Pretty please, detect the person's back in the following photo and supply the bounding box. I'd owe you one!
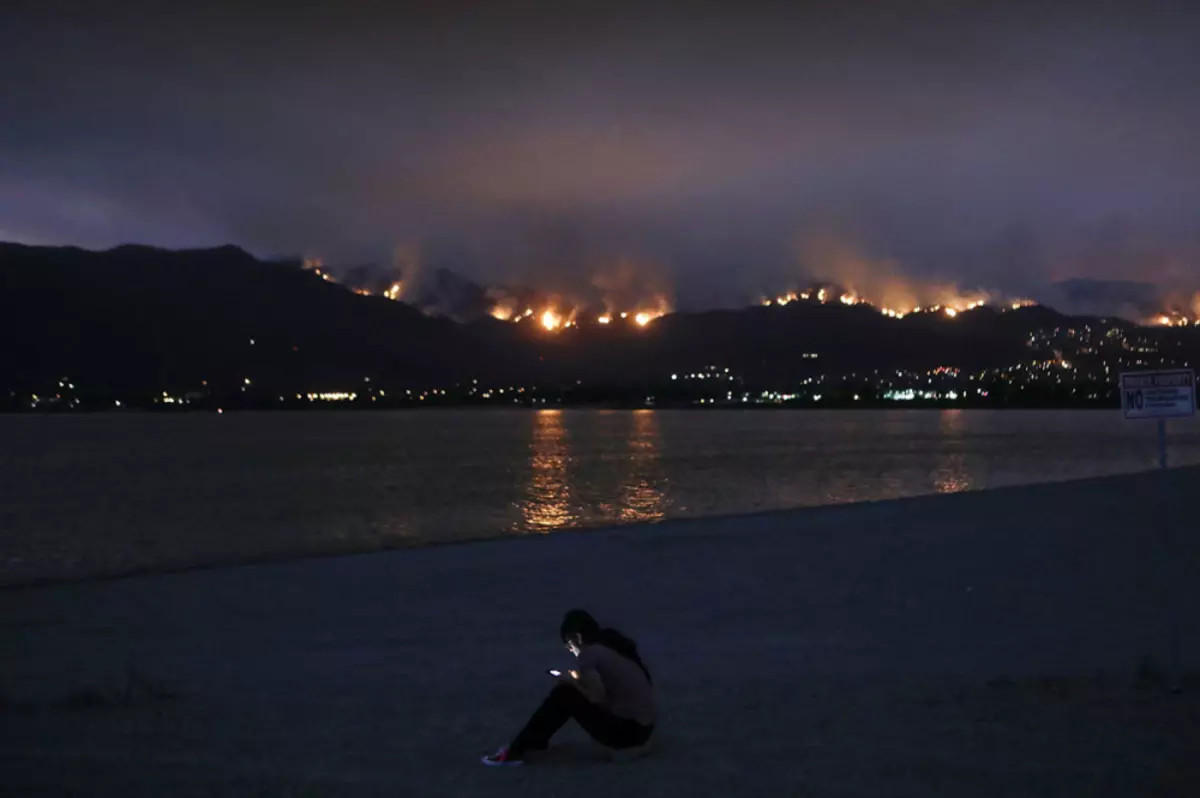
[577,642,656,726]
[482,609,656,766]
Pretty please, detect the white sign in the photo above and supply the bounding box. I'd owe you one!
[1120,370,1196,420]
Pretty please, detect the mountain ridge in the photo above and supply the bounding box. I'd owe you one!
[2,242,1195,402]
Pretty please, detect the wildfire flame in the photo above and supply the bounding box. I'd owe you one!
[485,288,518,320]
[631,295,671,327]
[302,258,336,284]
[1152,312,1198,328]
[540,310,563,331]
[757,283,1014,321]
[498,294,672,333]
[1144,292,1200,326]
[322,256,1068,332]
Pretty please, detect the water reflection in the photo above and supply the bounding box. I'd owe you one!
[520,410,577,531]
[932,410,972,493]
[620,410,666,523]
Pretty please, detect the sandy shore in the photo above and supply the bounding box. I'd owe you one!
[3,468,1200,796]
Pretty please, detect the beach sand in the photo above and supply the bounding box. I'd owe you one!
[3,468,1199,796]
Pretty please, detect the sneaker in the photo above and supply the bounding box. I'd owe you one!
[481,746,523,767]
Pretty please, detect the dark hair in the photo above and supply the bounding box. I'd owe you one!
[560,609,652,684]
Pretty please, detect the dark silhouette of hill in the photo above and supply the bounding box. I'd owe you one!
[409,267,493,320]
[523,302,1078,387]
[0,243,536,397]
[2,242,1191,402]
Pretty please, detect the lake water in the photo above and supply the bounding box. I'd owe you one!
[2,409,1197,584]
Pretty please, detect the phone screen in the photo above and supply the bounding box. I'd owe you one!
[548,669,562,677]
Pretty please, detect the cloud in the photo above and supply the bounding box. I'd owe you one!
[2,1,1199,304]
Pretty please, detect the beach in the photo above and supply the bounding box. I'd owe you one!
[3,467,1199,796]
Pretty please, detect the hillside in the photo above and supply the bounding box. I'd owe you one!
[0,243,534,397]
[2,242,1196,404]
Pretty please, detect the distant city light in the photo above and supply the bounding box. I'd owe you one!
[306,392,358,401]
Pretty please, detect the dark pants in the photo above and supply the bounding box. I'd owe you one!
[509,683,653,758]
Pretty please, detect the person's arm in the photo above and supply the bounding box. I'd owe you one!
[567,647,607,704]
[567,668,606,705]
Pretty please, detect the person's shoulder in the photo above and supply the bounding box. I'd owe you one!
[577,643,607,667]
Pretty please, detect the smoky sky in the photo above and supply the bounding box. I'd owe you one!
[3,0,1200,308]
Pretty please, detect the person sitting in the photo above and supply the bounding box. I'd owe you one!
[482,609,656,766]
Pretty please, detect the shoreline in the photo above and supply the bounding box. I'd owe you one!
[3,400,1127,414]
[0,460,1187,591]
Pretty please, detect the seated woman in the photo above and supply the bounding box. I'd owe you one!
[483,609,656,766]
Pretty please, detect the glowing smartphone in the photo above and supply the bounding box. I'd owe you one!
[547,669,562,677]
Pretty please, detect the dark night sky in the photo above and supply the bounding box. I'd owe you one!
[3,1,1200,308]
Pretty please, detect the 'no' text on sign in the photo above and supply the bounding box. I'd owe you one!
[1120,369,1196,420]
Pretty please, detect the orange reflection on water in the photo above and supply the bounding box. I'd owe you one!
[520,409,577,531]
[932,410,972,494]
[620,410,666,523]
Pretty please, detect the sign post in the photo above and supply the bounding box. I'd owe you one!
[1120,368,1195,693]
[1158,418,1168,469]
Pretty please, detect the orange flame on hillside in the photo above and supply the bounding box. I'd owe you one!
[1147,292,1200,327]
[540,309,563,330]
[1151,312,1197,328]
[303,258,335,283]
[498,293,671,333]
[759,284,1024,320]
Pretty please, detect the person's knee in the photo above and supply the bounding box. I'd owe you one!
[549,682,585,705]
[550,682,578,698]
